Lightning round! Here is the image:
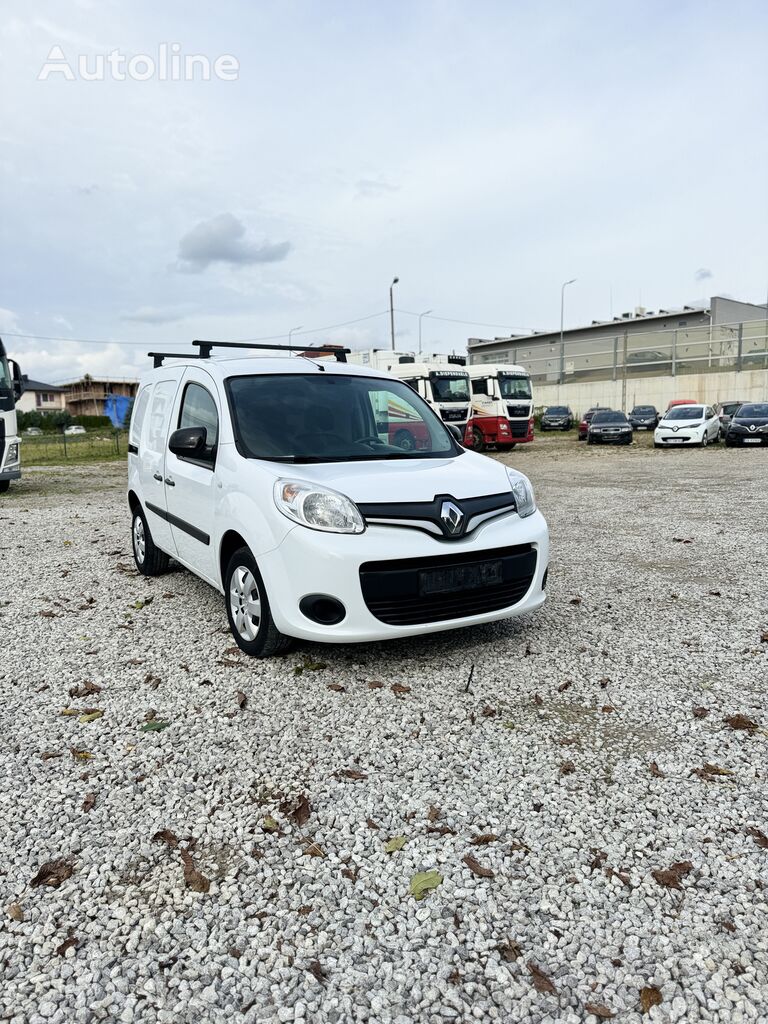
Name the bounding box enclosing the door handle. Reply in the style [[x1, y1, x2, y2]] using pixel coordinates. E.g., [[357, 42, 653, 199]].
[[165, 476, 175, 487], [153, 472, 163, 482]]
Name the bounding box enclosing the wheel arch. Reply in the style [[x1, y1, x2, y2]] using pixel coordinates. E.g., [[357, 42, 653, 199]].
[[219, 529, 249, 588], [128, 489, 141, 513]]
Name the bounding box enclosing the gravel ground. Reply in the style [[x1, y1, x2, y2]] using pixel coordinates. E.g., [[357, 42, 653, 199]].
[[1, 438, 767, 1024]]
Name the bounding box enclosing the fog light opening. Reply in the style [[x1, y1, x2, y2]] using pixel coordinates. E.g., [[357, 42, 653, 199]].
[[299, 594, 346, 626], [542, 568, 549, 590]]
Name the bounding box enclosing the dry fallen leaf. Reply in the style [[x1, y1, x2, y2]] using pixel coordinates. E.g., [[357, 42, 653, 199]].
[[560, 760, 576, 775], [341, 866, 358, 882], [284, 793, 311, 828], [651, 861, 693, 890], [391, 683, 411, 697], [235, 690, 247, 709], [463, 854, 494, 878], [569, 596, 582, 605], [470, 833, 499, 845], [69, 681, 101, 698], [366, 818, 380, 830], [31, 858, 74, 889], [640, 985, 663, 1013], [56, 931, 79, 957], [526, 961, 557, 994], [327, 683, 346, 693], [367, 681, 384, 690], [692, 763, 734, 781], [307, 960, 327, 985], [302, 841, 325, 858], [557, 680, 572, 692], [7, 903, 24, 922], [427, 805, 441, 821], [649, 762, 665, 778], [180, 848, 210, 893], [746, 826, 768, 849], [692, 706, 709, 719], [384, 836, 407, 854], [497, 939, 521, 961], [152, 829, 179, 848], [584, 1003, 615, 1019], [334, 768, 368, 781], [81, 792, 96, 813], [724, 714, 759, 733]]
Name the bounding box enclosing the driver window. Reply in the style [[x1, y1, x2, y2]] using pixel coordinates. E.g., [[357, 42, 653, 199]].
[[179, 382, 219, 449], [471, 378, 489, 396]]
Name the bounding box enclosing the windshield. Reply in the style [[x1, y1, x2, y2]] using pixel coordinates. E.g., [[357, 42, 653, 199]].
[[721, 402, 742, 415], [498, 375, 532, 399], [0, 353, 11, 390], [592, 411, 627, 424], [429, 374, 470, 403], [227, 373, 457, 462], [664, 406, 703, 420], [737, 403, 768, 418], [546, 406, 568, 415], [632, 406, 655, 414]]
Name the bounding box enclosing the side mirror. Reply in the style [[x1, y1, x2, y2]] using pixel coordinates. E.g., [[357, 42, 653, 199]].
[[169, 426, 207, 457], [10, 362, 24, 400], [447, 424, 463, 444]]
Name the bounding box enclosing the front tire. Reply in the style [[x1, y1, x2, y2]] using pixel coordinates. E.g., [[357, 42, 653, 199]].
[[393, 429, 416, 452], [132, 506, 170, 576], [700, 433, 709, 448], [0, 480, 10, 495], [225, 547, 293, 657]]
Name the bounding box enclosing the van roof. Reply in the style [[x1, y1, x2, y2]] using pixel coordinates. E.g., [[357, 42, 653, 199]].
[[139, 354, 390, 384]]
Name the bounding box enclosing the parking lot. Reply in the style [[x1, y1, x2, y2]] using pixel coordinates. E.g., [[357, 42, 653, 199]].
[[1, 438, 767, 1024]]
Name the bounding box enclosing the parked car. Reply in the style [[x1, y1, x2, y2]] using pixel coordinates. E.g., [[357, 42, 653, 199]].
[[24, 426, 43, 436], [587, 410, 633, 445], [654, 404, 720, 448], [627, 405, 659, 430], [64, 424, 87, 436], [577, 407, 606, 441], [540, 405, 573, 431], [725, 402, 768, 447], [128, 344, 549, 657], [715, 400, 746, 438]]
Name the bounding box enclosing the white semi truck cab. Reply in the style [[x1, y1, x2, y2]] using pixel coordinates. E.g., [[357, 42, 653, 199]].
[[385, 361, 473, 443], [467, 363, 534, 450], [0, 339, 24, 494]]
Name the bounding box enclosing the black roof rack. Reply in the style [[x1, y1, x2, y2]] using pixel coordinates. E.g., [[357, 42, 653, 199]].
[[147, 351, 209, 369], [192, 340, 350, 362]]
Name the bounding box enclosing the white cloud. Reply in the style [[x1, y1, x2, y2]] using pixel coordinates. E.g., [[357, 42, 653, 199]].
[[175, 214, 291, 273]]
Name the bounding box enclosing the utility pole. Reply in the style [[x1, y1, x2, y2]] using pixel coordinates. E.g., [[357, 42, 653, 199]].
[[418, 309, 432, 354], [389, 277, 399, 350], [559, 279, 576, 385], [288, 325, 303, 346]]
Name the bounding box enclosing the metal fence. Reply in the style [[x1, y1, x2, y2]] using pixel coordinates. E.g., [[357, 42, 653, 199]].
[[472, 319, 768, 385], [22, 430, 128, 464]]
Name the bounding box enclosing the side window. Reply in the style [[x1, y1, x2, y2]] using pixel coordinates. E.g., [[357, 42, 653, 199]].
[[130, 386, 151, 447], [147, 380, 178, 454], [471, 378, 489, 396], [179, 382, 219, 449]]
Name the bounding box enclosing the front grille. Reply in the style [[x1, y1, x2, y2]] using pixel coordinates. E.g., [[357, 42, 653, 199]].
[[360, 544, 537, 626], [510, 422, 529, 438], [507, 404, 529, 418], [440, 407, 468, 422]]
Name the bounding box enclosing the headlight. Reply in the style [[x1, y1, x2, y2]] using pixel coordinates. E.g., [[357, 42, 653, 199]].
[[507, 469, 536, 518], [274, 479, 365, 534], [6, 443, 19, 464]]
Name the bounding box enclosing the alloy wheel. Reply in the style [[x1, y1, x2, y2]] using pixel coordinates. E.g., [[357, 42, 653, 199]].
[[229, 566, 262, 641], [133, 515, 146, 564]]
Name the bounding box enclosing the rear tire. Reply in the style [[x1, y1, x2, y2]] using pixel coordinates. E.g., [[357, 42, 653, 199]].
[[0, 480, 10, 494], [471, 426, 486, 452], [225, 547, 293, 658], [132, 505, 170, 576], [393, 429, 416, 452]]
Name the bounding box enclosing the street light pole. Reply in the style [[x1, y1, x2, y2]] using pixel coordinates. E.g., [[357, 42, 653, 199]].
[[418, 309, 432, 354], [389, 277, 399, 350], [559, 279, 576, 385], [288, 325, 303, 348]]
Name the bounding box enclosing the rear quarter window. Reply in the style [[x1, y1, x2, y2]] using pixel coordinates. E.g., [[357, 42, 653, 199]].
[[129, 386, 152, 447]]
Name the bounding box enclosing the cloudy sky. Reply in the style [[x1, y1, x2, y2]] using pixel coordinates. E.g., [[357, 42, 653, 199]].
[[1, 0, 767, 382]]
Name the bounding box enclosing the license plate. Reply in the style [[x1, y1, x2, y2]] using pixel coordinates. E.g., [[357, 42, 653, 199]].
[[420, 560, 503, 595], [743, 438, 761, 444], [665, 438, 685, 444]]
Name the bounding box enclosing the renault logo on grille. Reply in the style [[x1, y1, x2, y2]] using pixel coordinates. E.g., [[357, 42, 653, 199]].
[[440, 500, 465, 535]]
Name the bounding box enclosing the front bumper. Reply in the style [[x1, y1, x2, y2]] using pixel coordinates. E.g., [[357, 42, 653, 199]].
[[589, 431, 632, 444], [654, 430, 703, 445], [257, 509, 549, 642], [726, 431, 768, 446]]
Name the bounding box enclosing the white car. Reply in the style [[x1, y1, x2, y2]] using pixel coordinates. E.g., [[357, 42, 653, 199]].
[[654, 404, 721, 449], [127, 343, 549, 656], [64, 424, 87, 436]]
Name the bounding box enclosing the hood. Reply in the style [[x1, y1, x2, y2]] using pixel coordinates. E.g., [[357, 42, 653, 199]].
[[659, 417, 703, 427], [733, 416, 768, 428], [257, 450, 513, 503]]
